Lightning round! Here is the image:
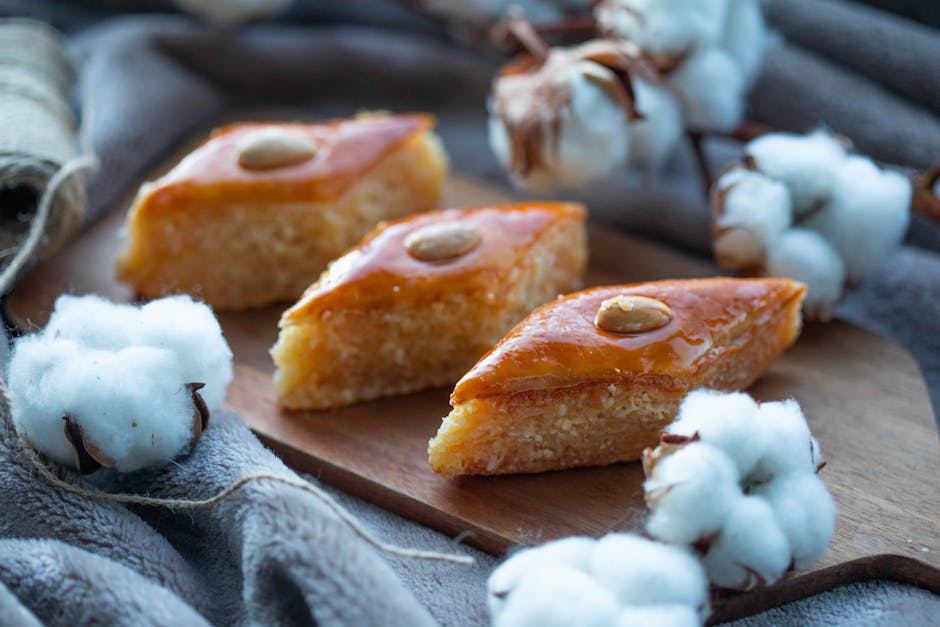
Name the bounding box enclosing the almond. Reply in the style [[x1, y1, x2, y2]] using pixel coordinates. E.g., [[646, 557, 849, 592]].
[[595, 294, 673, 334], [405, 223, 481, 262], [237, 128, 318, 170]]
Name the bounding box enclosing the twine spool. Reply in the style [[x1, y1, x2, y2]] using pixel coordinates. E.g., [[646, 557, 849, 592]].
[[0, 19, 90, 295]]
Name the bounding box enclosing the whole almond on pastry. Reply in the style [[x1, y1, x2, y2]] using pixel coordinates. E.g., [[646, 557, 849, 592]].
[[595, 295, 673, 334]]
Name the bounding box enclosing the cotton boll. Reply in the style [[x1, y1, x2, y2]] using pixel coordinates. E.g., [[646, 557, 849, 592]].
[[765, 228, 845, 321], [494, 566, 621, 627], [173, 0, 293, 27], [713, 168, 792, 269], [52, 348, 197, 471], [751, 473, 836, 568], [668, 47, 745, 132], [8, 295, 233, 473], [489, 55, 630, 192], [744, 131, 848, 216], [12, 345, 196, 471], [627, 78, 683, 172], [488, 536, 595, 616], [618, 605, 700, 627], [595, 0, 730, 56], [43, 295, 231, 412], [589, 534, 708, 609], [666, 390, 764, 477], [720, 0, 766, 84], [703, 496, 791, 589], [646, 392, 835, 590], [802, 155, 911, 282], [748, 399, 818, 483], [645, 442, 742, 544]]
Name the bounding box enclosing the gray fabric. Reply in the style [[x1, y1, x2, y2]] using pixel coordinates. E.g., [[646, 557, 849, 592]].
[[0, 399, 437, 626], [762, 0, 940, 113], [728, 579, 940, 627], [0, 540, 211, 627], [0, 577, 43, 627], [0, 1, 937, 626]]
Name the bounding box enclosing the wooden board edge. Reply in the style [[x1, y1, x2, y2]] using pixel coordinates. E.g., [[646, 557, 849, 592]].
[[709, 554, 940, 624]]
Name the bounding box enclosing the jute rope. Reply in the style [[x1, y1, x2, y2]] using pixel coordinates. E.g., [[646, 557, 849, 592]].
[[0, 18, 96, 295]]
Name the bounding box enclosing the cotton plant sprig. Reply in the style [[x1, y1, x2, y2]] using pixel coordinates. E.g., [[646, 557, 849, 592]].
[[711, 130, 912, 320], [7, 294, 473, 566], [488, 27, 680, 192], [643, 390, 835, 590], [481, 0, 765, 192], [486, 389, 835, 625], [488, 533, 709, 627]]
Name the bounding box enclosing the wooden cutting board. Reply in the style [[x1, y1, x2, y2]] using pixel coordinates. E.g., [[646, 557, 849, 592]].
[[8, 176, 939, 622]]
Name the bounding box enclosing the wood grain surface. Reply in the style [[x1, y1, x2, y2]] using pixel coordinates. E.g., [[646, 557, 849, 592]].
[[8, 176, 939, 622]]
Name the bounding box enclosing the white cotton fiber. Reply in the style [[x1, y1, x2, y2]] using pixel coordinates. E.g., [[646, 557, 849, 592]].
[[668, 47, 745, 132], [765, 228, 845, 321], [627, 78, 683, 172], [644, 391, 836, 591], [136, 296, 233, 411], [802, 155, 911, 282], [489, 533, 709, 627], [644, 442, 742, 544], [745, 130, 848, 216], [41, 294, 139, 349], [666, 389, 764, 477], [703, 495, 791, 589], [489, 57, 630, 192], [596, 0, 730, 56], [8, 337, 89, 466], [8, 294, 233, 472], [720, 0, 766, 84], [494, 565, 621, 627], [617, 605, 700, 627], [714, 168, 792, 269], [751, 473, 836, 568], [589, 534, 708, 609], [487, 536, 595, 616], [748, 399, 818, 482]]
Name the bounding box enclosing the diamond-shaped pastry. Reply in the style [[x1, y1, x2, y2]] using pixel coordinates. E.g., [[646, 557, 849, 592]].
[[428, 277, 806, 476]]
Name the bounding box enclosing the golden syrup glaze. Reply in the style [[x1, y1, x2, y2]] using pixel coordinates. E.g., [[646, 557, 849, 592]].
[[139, 113, 435, 211], [281, 202, 587, 323], [451, 277, 806, 403]]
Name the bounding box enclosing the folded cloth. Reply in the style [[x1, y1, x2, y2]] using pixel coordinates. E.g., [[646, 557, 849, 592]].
[[0, 393, 439, 626], [0, 1, 937, 626], [0, 578, 42, 627], [0, 539, 211, 627], [762, 0, 940, 114]]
